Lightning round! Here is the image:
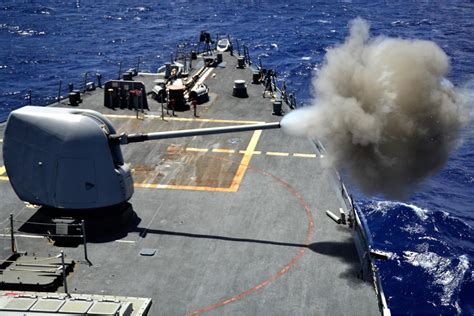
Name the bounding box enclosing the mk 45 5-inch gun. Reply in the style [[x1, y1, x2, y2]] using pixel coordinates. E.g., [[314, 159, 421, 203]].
[[3, 106, 280, 209]]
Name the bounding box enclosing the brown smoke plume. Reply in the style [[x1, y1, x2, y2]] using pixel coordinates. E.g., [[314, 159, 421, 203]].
[[281, 18, 469, 199]]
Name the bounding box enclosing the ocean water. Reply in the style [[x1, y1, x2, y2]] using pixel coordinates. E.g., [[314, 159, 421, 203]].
[[1, 1, 473, 314]]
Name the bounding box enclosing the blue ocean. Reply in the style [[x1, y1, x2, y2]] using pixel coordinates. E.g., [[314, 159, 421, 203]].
[[1, 1, 473, 314]]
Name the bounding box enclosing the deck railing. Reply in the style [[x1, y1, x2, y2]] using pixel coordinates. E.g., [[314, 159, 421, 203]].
[[1, 213, 91, 266], [311, 139, 391, 316]]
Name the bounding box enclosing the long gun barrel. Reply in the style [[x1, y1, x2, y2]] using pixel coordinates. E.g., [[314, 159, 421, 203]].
[[109, 122, 281, 145]]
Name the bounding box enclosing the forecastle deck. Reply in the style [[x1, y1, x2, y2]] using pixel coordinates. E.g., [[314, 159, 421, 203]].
[[0, 51, 381, 315]]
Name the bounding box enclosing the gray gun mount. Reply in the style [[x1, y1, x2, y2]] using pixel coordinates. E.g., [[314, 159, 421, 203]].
[[3, 106, 280, 210]]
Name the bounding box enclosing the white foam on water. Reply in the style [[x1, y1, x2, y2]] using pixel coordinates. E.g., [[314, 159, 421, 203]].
[[361, 200, 429, 221], [403, 251, 470, 306]]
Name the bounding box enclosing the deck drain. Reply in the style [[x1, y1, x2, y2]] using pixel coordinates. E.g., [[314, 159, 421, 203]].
[[140, 248, 157, 256]]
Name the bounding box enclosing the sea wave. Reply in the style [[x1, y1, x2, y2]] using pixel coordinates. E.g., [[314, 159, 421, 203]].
[[0, 23, 46, 36], [361, 198, 473, 313], [0, 1, 473, 314], [403, 251, 469, 308], [363, 200, 429, 221]]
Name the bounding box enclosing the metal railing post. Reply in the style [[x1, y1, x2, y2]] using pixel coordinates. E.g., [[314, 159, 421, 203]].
[[81, 220, 91, 265], [60, 251, 70, 296], [118, 61, 122, 80], [161, 98, 164, 120], [83, 72, 89, 92], [57, 80, 62, 103], [10, 214, 16, 254], [236, 39, 241, 56], [96, 73, 102, 88]]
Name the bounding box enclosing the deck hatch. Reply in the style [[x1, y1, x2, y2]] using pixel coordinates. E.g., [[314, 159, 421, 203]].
[[88, 301, 121, 315], [2, 297, 36, 311], [30, 298, 65, 312], [59, 299, 93, 313]]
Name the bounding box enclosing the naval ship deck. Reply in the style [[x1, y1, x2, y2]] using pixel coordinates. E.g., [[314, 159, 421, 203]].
[[0, 51, 381, 315]]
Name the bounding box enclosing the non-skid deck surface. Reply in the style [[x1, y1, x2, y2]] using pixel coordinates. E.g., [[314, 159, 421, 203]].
[[0, 52, 380, 315]]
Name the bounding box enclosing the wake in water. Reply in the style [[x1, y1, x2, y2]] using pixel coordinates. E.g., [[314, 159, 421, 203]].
[[282, 18, 470, 199]]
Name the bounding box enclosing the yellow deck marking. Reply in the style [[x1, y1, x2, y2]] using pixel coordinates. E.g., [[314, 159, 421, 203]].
[[211, 148, 235, 154], [293, 153, 317, 158], [0, 116, 318, 195], [238, 150, 261, 155], [102, 115, 275, 192], [0, 147, 319, 190], [266, 151, 289, 157], [134, 182, 233, 192], [104, 114, 263, 125], [115, 240, 136, 244], [149, 116, 264, 125], [0, 233, 43, 239], [229, 130, 262, 192], [0, 166, 7, 181], [185, 147, 209, 152]]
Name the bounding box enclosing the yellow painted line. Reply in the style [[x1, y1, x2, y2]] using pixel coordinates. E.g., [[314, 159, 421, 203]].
[[229, 130, 262, 191], [293, 153, 317, 158], [0, 233, 44, 239], [104, 114, 144, 119], [104, 114, 263, 125], [155, 116, 264, 125], [266, 151, 289, 157], [136, 130, 262, 192], [134, 182, 233, 192], [239, 150, 261, 155], [185, 147, 209, 152], [211, 148, 235, 154], [0, 165, 7, 181], [115, 240, 136, 244]]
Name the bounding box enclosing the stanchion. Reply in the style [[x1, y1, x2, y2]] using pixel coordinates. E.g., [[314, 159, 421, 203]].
[[10, 214, 16, 254], [161, 98, 165, 120], [60, 250, 70, 297], [118, 60, 123, 80], [57, 80, 62, 103], [81, 220, 92, 266]]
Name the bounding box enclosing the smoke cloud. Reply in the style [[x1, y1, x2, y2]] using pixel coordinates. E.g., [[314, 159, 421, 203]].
[[281, 18, 470, 199]]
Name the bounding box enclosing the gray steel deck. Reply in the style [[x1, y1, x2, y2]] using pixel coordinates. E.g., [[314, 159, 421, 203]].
[[0, 52, 380, 315]]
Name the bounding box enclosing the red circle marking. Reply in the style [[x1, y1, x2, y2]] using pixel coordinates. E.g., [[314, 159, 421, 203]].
[[185, 162, 315, 315]]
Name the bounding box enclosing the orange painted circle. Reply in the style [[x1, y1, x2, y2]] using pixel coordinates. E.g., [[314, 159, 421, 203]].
[[185, 160, 315, 315]]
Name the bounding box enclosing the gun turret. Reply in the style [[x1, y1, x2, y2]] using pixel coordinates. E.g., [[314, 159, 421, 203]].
[[2, 106, 280, 209]]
